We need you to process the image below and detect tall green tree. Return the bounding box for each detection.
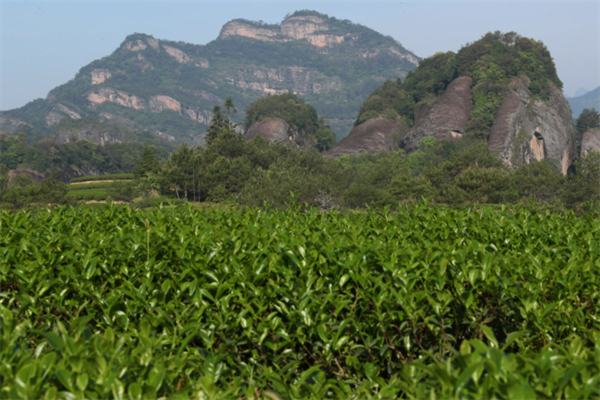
[576,108,600,135]
[133,146,160,179]
[562,151,600,208]
[161,142,203,201]
[515,160,563,202]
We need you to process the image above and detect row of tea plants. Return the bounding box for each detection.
[1,203,598,399]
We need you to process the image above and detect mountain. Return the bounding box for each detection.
[567,86,600,120]
[326,31,577,174]
[0,10,419,146]
[573,87,590,97]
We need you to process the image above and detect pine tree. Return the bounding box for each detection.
[206,99,240,146]
[133,146,160,179]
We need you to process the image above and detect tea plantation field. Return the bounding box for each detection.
[1,204,599,399]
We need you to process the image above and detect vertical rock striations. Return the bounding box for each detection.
[581,128,600,157]
[400,76,473,153]
[488,78,575,174]
[324,118,403,157]
[91,69,112,85]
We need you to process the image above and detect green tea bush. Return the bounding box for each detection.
[64,188,108,201]
[1,204,598,399]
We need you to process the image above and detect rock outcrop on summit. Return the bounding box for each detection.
[400,76,473,153]
[245,118,312,149]
[324,118,403,157]
[581,128,600,157]
[219,15,349,49]
[488,78,576,175]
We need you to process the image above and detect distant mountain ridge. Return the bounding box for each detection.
[567,86,600,120]
[0,10,419,145]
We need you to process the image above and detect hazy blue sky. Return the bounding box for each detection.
[1,1,598,110]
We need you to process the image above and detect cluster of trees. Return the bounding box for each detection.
[2,96,598,214]
[244,93,336,151]
[0,132,168,179]
[115,105,599,213]
[0,168,68,209]
[355,31,562,141]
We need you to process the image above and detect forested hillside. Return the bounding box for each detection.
[0,10,419,145]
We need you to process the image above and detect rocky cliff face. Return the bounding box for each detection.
[219,16,348,48]
[91,69,112,85]
[324,118,403,157]
[44,104,82,127]
[488,78,575,174]
[581,128,600,157]
[53,129,122,146]
[0,117,32,135]
[88,88,146,110]
[245,118,312,149]
[87,89,213,124]
[226,66,343,95]
[400,76,473,153]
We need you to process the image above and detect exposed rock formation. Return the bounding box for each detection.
[123,40,147,51]
[54,104,81,120]
[219,22,282,42]
[54,129,122,146]
[88,89,212,125]
[581,128,600,157]
[219,15,407,54]
[227,66,343,95]
[149,95,212,124]
[163,45,192,63]
[88,88,146,110]
[488,78,575,174]
[281,16,345,47]
[0,117,32,135]
[91,69,112,85]
[45,112,64,127]
[245,118,312,149]
[8,169,45,185]
[146,37,160,50]
[400,76,473,153]
[324,118,403,157]
[44,104,81,127]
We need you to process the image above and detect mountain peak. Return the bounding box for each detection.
[218,10,417,58]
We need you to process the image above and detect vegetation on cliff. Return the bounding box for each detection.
[244,93,336,151]
[355,31,562,141]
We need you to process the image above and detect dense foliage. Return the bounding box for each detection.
[157,123,599,213]
[0,132,168,180]
[0,169,68,209]
[244,93,336,151]
[355,31,562,141]
[2,203,598,398]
